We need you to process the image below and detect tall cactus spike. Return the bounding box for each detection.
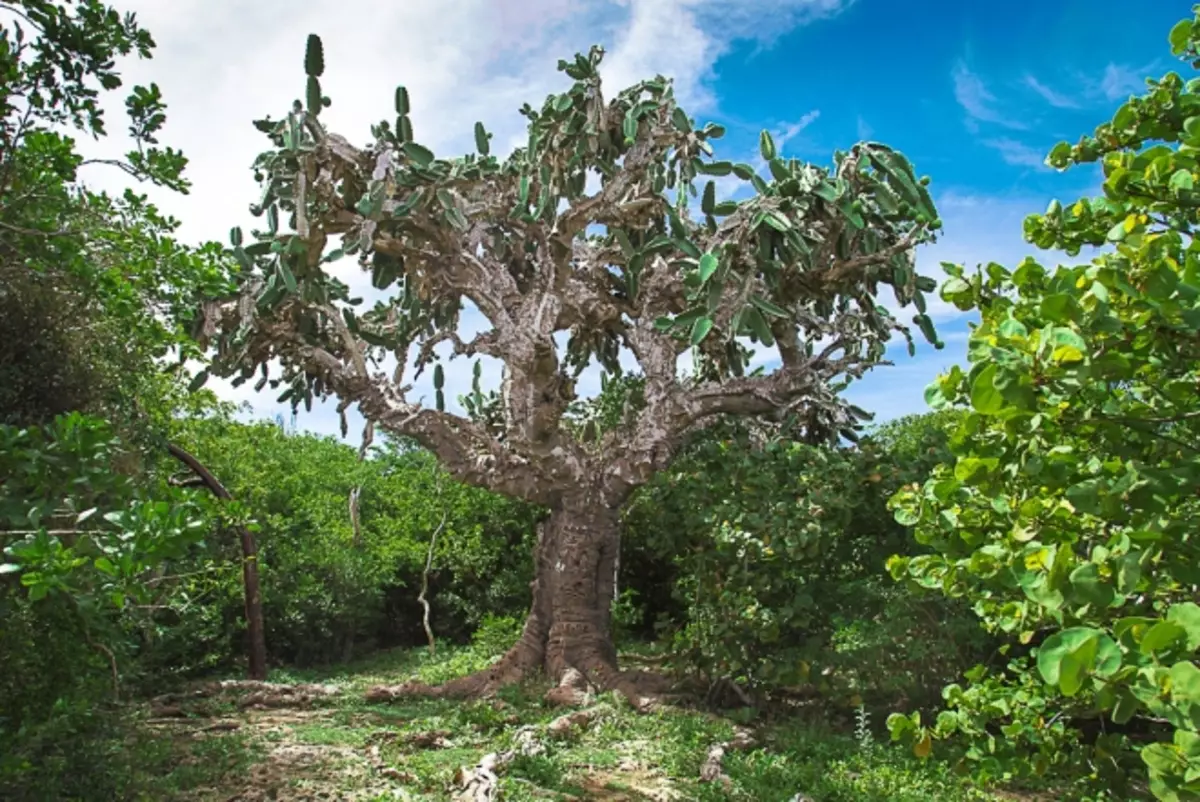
[474,122,490,156]
[306,76,322,115]
[395,86,410,116]
[304,34,324,77]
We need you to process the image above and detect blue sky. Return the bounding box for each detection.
[697,0,1186,421]
[86,0,1193,439]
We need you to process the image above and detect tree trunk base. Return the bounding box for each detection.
[364,632,675,711]
[365,500,676,710]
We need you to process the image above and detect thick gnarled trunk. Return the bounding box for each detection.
[368,493,665,708]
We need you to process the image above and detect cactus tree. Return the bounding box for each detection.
[194,37,943,706]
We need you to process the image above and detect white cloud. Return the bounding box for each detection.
[775,109,822,149]
[1097,62,1148,101]
[1073,60,1165,105]
[1023,74,1080,109]
[952,60,1028,132]
[982,137,1049,168]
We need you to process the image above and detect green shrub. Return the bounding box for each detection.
[621,411,991,708]
[139,416,542,673]
[885,11,1200,798]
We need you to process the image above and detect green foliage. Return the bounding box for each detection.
[0,6,243,795]
[0,1,235,433]
[887,8,1200,798]
[0,186,233,432]
[621,411,989,708]
[0,0,189,193]
[202,38,940,444]
[145,416,542,672]
[0,413,221,796]
[0,414,213,606]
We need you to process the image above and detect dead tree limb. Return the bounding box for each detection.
[418,469,447,654]
[165,442,267,681]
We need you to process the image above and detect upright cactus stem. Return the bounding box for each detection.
[304,34,324,77]
[396,115,413,144]
[304,35,325,115]
[474,122,490,156]
[306,76,322,116]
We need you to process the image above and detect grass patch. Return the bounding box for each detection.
[9,643,1056,800]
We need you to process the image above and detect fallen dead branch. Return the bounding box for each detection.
[698,726,756,789]
[452,705,609,801]
[198,719,242,734]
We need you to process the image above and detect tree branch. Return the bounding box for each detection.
[209,301,575,504]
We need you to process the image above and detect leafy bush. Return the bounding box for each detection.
[621,411,990,708]
[885,9,1200,799]
[141,415,542,673]
[0,413,228,798]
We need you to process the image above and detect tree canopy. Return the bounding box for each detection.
[195,37,945,506]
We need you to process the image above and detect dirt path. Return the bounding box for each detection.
[132,663,1019,802]
[140,679,685,801]
[143,681,402,801]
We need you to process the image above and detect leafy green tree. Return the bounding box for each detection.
[196,35,944,705]
[0,4,249,791]
[0,0,234,430]
[0,0,242,630]
[887,7,1200,798]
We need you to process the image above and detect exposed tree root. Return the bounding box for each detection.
[364,645,678,713]
[150,679,340,717]
[452,705,609,801]
[698,726,756,790]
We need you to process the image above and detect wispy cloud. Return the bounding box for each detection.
[982,137,1048,168]
[1023,74,1080,109]
[856,115,873,140]
[775,109,822,149]
[1097,62,1148,101]
[952,60,1028,132]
